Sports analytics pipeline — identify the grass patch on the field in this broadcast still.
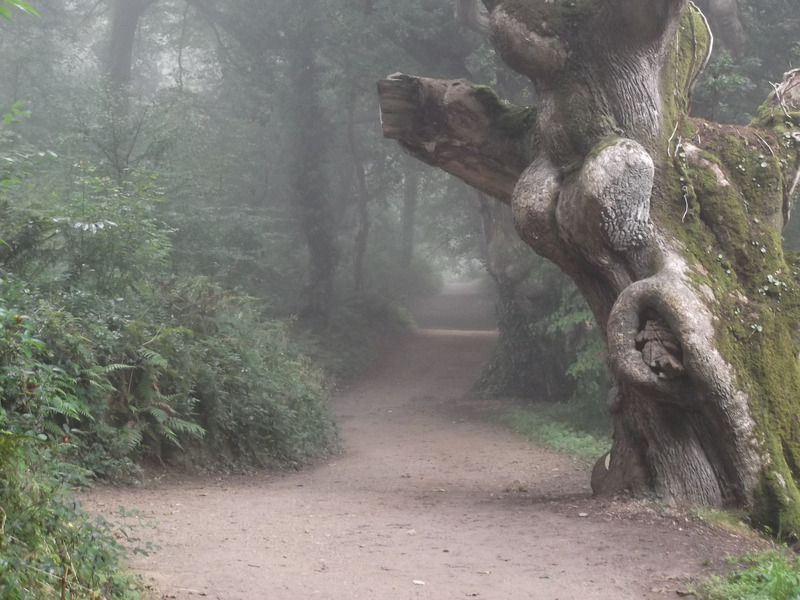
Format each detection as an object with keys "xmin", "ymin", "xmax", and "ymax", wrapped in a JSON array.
[
  {"xmin": 690, "ymin": 506, "xmax": 754, "ymax": 536},
  {"xmin": 689, "ymin": 550, "xmax": 800, "ymax": 599},
  {"xmin": 495, "ymin": 404, "xmax": 611, "ymax": 462}
]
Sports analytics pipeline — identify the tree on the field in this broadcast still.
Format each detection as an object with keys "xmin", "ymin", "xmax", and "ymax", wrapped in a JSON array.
[
  {"xmin": 379, "ymin": 0, "xmax": 800, "ymax": 533},
  {"xmin": 693, "ymin": 0, "xmax": 746, "ymax": 53}
]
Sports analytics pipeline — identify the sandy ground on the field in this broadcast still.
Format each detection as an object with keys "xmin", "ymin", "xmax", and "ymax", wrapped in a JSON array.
[{"xmin": 83, "ymin": 281, "xmax": 763, "ymax": 600}]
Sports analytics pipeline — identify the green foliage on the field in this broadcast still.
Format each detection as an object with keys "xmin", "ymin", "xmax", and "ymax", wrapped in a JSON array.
[
  {"xmin": 690, "ymin": 550, "xmax": 800, "ymax": 600},
  {"xmin": 158, "ymin": 277, "xmax": 337, "ymax": 466},
  {"xmin": 0, "ymin": 0, "xmax": 37, "ymax": 21},
  {"xmin": 0, "ymin": 292, "xmax": 140, "ymax": 599},
  {"xmin": 0, "ymin": 435, "xmax": 142, "ymax": 600},
  {"xmin": 309, "ymin": 291, "xmax": 420, "ymax": 381},
  {"xmin": 693, "ymin": 2, "xmax": 799, "ymax": 126},
  {"xmin": 693, "ymin": 52, "xmax": 757, "ymax": 124},
  {"xmin": 168, "ymin": 205, "xmax": 307, "ymax": 313},
  {"xmin": 0, "ymin": 122, "xmax": 338, "ymax": 474},
  {"xmin": 495, "ymin": 406, "xmax": 611, "ymax": 462},
  {"xmin": 543, "ymin": 285, "xmax": 609, "ymax": 409},
  {"xmin": 1, "ymin": 163, "xmax": 172, "ymax": 294}
]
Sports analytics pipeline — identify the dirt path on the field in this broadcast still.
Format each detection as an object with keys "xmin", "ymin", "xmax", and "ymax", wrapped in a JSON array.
[{"xmin": 84, "ymin": 282, "xmax": 761, "ymax": 600}]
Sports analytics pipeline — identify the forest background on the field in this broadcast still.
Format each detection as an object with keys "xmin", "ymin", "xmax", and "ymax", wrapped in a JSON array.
[{"xmin": 0, "ymin": 0, "xmax": 797, "ymax": 598}]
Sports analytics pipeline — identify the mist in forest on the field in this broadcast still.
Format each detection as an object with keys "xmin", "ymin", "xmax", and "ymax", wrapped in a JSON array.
[
  {"xmin": 1, "ymin": 0, "xmax": 797, "ymax": 465},
  {"xmin": 0, "ymin": 1, "xmax": 798, "ymax": 595}
]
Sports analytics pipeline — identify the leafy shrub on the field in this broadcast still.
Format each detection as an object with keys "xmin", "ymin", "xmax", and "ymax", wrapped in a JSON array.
[
  {"xmin": 543, "ymin": 285, "xmax": 610, "ymax": 424},
  {"xmin": 0, "ymin": 287, "xmax": 140, "ymax": 599},
  {"xmin": 24, "ymin": 277, "xmax": 337, "ymax": 472},
  {"xmin": 159, "ymin": 277, "xmax": 337, "ymax": 467},
  {"xmin": 0, "ymin": 434, "xmax": 143, "ymax": 600},
  {"xmin": 0, "ymin": 147, "xmax": 337, "ymax": 472}
]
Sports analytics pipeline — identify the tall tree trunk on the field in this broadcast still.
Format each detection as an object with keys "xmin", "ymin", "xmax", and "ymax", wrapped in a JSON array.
[
  {"xmin": 694, "ymin": 0, "xmax": 747, "ymax": 53},
  {"xmin": 101, "ymin": 0, "xmax": 157, "ymax": 183},
  {"xmin": 289, "ymin": 1, "xmax": 337, "ymax": 327},
  {"xmin": 379, "ymin": 0, "xmax": 800, "ymax": 534},
  {"xmin": 347, "ymin": 106, "xmax": 370, "ymax": 293},
  {"xmin": 472, "ymin": 194, "xmax": 574, "ymax": 400},
  {"xmin": 400, "ymin": 167, "xmax": 420, "ymax": 269},
  {"xmin": 108, "ymin": 0, "xmax": 156, "ymax": 113}
]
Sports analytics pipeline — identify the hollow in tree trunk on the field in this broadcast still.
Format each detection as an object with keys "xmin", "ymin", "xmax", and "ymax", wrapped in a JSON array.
[{"xmin": 378, "ymin": 0, "xmax": 800, "ymax": 533}]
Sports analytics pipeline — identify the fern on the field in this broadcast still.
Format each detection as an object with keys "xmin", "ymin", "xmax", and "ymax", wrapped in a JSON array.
[
  {"xmin": 165, "ymin": 416, "xmax": 205, "ymax": 438},
  {"xmin": 114, "ymin": 426, "xmax": 144, "ymax": 456},
  {"xmin": 137, "ymin": 346, "xmax": 167, "ymax": 369}
]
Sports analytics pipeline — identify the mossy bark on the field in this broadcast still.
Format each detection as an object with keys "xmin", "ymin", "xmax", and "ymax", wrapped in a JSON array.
[{"xmin": 379, "ymin": 1, "xmax": 800, "ymax": 535}]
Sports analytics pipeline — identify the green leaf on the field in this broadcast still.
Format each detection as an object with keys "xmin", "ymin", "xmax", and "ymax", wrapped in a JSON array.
[{"xmin": 0, "ymin": 0, "xmax": 38, "ymax": 20}]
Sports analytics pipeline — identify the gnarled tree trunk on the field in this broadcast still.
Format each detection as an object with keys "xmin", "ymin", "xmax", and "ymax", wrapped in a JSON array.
[{"xmin": 378, "ymin": 0, "xmax": 800, "ymax": 533}]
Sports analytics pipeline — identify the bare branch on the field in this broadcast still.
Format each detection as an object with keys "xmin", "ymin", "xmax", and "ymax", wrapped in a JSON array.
[{"xmin": 377, "ymin": 73, "xmax": 533, "ymax": 202}]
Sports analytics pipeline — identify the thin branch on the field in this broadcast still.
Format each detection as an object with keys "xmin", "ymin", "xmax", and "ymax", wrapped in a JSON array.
[
  {"xmin": 771, "ymin": 81, "xmax": 793, "ymax": 121},
  {"xmin": 754, "ymin": 132, "xmax": 775, "ymax": 156}
]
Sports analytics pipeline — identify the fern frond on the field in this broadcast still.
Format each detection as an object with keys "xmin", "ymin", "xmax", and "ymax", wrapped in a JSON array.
[
  {"xmin": 165, "ymin": 416, "xmax": 205, "ymax": 438},
  {"xmin": 137, "ymin": 347, "xmax": 167, "ymax": 368},
  {"xmin": 116, "ymin": 426, "xmax": 143, "ymax": 454},
  {"xmin": 89, "ymin": 363, "xmax": 135, "ymax": 375},
  {"xmin": 152, "ymin": 422, "xmax": 180, "ymax": 447},
  {"xmin": 41, "ymin": 421, "xmax": 63, "ymax": 437},
  {"xmin": 142, "ymin": 406, "xmax": 169, "ymax": 424}
]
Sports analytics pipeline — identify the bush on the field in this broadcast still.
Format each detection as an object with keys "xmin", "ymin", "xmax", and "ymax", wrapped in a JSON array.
[
  {"xmin": 22, "ymin": 276, "xmax": 338, "ymax": 471},
  {"xmin": 0, "ymin": 288, "xmax": 141, "ymax": 599},
  {"xmin": 160, "ymin": 277, "xmax": 337, "ymax": 467},
  {"xmin": 0, "ymin": 150, "xmax": 337, "ymax": 472}
]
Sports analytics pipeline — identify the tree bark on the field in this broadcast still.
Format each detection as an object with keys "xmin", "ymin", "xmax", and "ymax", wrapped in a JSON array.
[
  {"xmin": 108, "ymin": 0, "xmax": 157, "ymax": 112},
  {"xmin": 693, "ymin": 0, "xmax": 747, "ymax": 54},
  {"xmin": 347, "ymin": 105, "xmax": 370, "ymax": 293},
  {"xmin": 289, "ymin": 2, "xmax": 337, "ymax": 326},
  {"xmin": 379, "ymin": 1, "xmax": 800, "ymax": 534},
  {"xmin": 400, "ymin": 167, "xmax": 420, "ymax": 269}
]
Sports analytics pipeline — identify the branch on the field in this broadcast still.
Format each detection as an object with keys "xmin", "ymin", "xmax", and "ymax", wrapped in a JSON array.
[{"xmin": 377, "ymin": 73, "xmax": 533, "ymax": 203}]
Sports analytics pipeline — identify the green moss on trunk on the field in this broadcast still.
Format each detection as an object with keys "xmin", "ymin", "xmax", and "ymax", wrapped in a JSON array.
[{"xmin": 651, "ymin": 107, "xmax": 800, "ymax": 534}]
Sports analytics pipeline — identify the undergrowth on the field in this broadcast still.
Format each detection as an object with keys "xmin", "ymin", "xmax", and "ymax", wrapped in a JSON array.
[
  {"xmin": 689, "ymin": 550, "xmax": 800, "ymax": 600},
  {"xmin": 495, "ymin": 403, "xmax": 611, "ymax": 462},
  {"xmin": 0, "ymin": 305, "xmax": 142, "ymax": 599}
]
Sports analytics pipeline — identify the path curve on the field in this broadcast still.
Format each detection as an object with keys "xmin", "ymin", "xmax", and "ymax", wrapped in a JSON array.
[{"xmin": 85, "ymin": 282, "xmax": 760, "ymax": 599}]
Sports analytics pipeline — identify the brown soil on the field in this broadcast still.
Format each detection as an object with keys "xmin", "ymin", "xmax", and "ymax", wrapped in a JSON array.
[{"xmin": 83, "ymin": 281, "xmax": 764, "ymax": 600}]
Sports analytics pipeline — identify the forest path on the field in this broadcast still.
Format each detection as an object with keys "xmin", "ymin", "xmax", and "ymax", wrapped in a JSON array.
[{"xmin": 84, "ymin": 281, "xmax": 760, "ymax": 600}]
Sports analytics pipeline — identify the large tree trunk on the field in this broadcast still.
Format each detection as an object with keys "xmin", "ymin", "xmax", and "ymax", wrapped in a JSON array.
[
  {"xmin": 400, "ymin": 167, "xmax": 420, "ymax": 269},
  {"xmin": 289, "ymin": 1, "xmax": 338, "ymax": 327},
  {"xmin": 108, "ymin": 0, "xmax": 157, "ymax": 112},
  {"xmin": 379, "ymin": 0, "xmax": 800, "ymax": 534},
  {"xmin": 693, "ymin": 0, "xmax": 747, "ymax": 54},
  {"xmin": 473, "ymin": 194, "xmax": 575, "ymax": 401}
]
